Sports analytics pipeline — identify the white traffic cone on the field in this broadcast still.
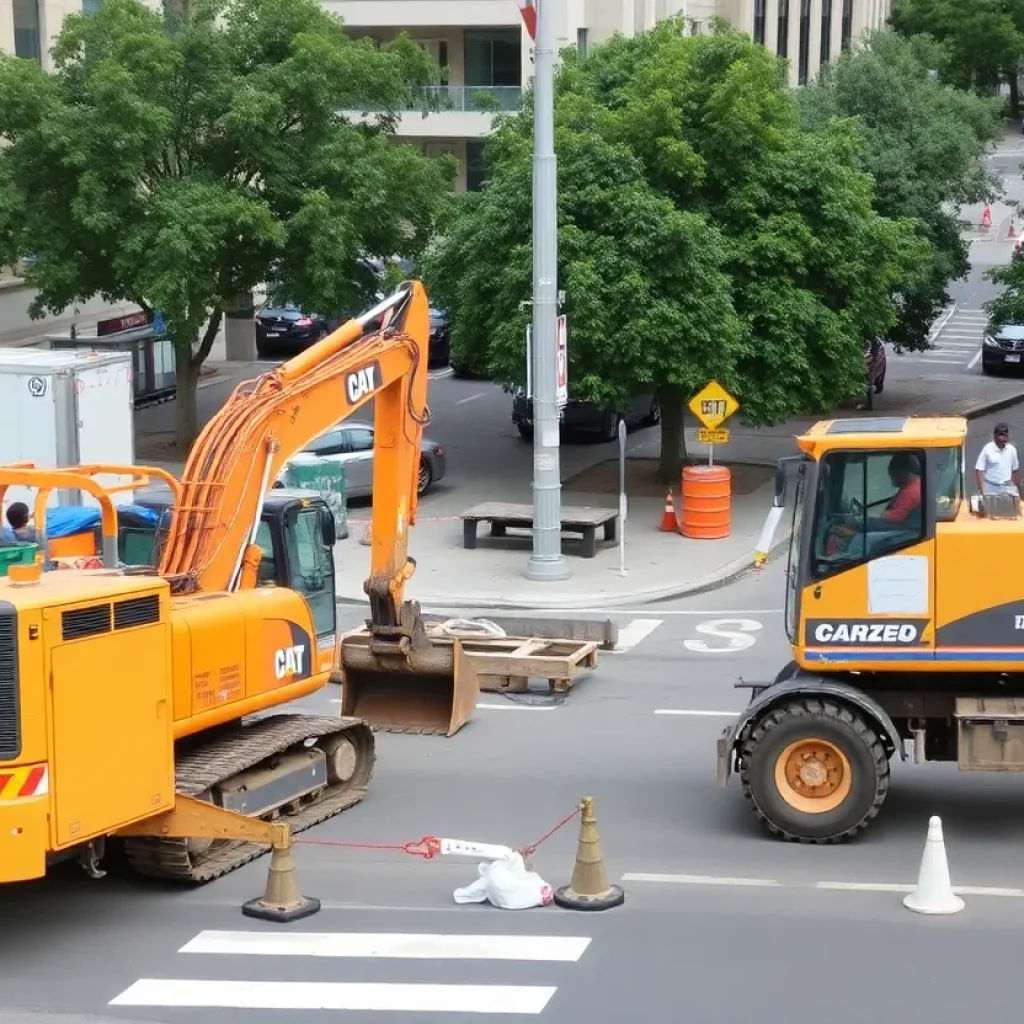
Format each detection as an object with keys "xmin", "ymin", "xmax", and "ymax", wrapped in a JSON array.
[{"xmin": 903, "ymin": 816, "xmax": 964, "ymax": 915}]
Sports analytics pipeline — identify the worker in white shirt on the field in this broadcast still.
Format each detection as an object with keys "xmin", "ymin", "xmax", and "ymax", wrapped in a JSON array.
[{"xmin": 975, "ymin": 422, "xmax": 1020, "ymax": 496}]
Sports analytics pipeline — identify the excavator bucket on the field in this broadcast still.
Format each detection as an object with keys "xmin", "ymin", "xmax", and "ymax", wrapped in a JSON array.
[{"xmin": 338, "ymin": 635, "xmax": 480, "ymax": 737}]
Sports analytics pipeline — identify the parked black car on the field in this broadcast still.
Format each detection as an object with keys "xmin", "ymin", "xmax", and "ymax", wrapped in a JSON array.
[
  {"xmin": 511, "ymin": 388, "xmax": 660, "ymax": 442},
  {"xmin": 982, "ymin": 323, "xmax": 1024, "ymax": 375},
  {"xmin": 255, "ymin": 304, "xmax": 337, "ymax": 358},
  {"xmin": 428, "ymin": 306, "xmax": 451, "ymax": 367}
]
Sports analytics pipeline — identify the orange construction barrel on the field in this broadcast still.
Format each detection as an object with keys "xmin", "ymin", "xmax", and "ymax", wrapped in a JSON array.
[{"xmin": 680, "ymin": 465, "xmax": 731, "ymax": 539}]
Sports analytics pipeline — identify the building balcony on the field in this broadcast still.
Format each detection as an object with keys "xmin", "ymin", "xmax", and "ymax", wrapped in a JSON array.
[{"xmin": 344, "ymin": 84, "xmax": 522, "ymax": 138}]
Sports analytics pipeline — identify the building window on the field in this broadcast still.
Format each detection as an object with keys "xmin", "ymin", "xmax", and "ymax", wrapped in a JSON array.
[
  {"xmin": 13, "ymin": 0, "xmax": 41, "ymax": 63},
  {"xmin": 753, "ymin": 0, "xmax": 765, "ymax": 44},
  {"xmin": 777, "ymin": 0, "xmax": 789, "ymax": 58},
  {"xmin": 464, "ymin": 30, "xmax": 521, "ymax": 87},
  {"xmin": 798, "ymin": 0, "xmax": 811, "ymax": 83},
  {"xmin": 577, "ymin": 28, "xmax": 588, "ymax": 58},
  {"xmin": 419, "ymin": 40, "xmax": 449, "ymax": 71},
  {"xmin": 841, "ymin": 0, "xmax": 852, "ymax": 51},
  {"xmin": 466, "ymin": 141, "xmax": 487, "ymax": 192},
  {"xmin": 82, "ymin": 0, "xmax": 102, "ymax": 13},
  {"xmin": 820, "ymin": 0, "xmax": 832, "ymax": 64}
]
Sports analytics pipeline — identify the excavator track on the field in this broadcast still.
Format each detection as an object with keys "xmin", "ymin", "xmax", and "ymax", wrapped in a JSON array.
[{"xmin": 122, "ymin": 713, "xmax": 375, "ymax": 884}]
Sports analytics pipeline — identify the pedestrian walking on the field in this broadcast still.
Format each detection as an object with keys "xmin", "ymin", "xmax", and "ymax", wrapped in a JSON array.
[{"xmin": 975, "ymin": 422, "xmax": 1020, "ymax": 496}]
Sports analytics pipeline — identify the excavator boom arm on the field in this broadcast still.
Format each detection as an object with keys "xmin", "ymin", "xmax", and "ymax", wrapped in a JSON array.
[{"xmin": 158, "ymin": 280, "xmax": 432, "ymax": 611}]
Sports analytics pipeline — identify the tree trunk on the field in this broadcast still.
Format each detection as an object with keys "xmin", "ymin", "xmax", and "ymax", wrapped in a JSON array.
[
  {"xmin": 175, "ymin": 351, "xmax": 200, "ymax": 452},
  {"xmin": 656, "ymin": 384, "xmax": 688, "ymax": 485},
  {"xmin": 1008, "ymin": 72, "xmax": 1020, "ymax": 116}
]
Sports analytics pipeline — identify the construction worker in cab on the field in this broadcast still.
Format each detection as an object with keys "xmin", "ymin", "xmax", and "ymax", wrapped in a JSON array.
[{"xmin": 1, "ymin": 502, "xmax": 37, "ymax": 542}]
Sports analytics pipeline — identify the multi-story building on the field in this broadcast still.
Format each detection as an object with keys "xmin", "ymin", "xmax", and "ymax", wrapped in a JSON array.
[
  {"xmin": 330, "ymin": 0, "xmax": 890, "ymax": 190},
  {"xmin": 2, "ymin": 0, "xmax": 891, "ymax": 190}
]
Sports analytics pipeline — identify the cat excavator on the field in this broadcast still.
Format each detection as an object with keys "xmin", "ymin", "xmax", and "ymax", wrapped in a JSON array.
[{"xmin": 0, "ymin": 279, "xmax": 481, "ymax": 889}]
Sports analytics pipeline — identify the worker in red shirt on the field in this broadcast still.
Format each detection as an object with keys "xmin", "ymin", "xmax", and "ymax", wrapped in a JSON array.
[{"xmin": 879, "ymin": 452, "xmax": 921, "ymax": 524}]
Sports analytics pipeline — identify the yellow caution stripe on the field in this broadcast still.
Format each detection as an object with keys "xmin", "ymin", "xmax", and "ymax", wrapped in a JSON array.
[{"xmin": 0, "ymin": 763, "xmax": 49, "ymax": 800}]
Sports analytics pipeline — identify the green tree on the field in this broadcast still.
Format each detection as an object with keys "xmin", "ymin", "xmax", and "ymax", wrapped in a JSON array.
[
  {"xmin": 797, "ymin": 29, "xmax": 1003, "ymax": 353},
  {"xmin": 0, "ymin": 0, "xmax": 454, "ymax": 447},
  {"xmin": 428, "ymin": 21, "xmax": 926, "ymax": 476},
  {"xmin": 423, "ymin": 119, "xmax": 743, "ymax": 481},
  {"xmin": 890, "ymin": 0, "xmax": 1024, "ymax": 107},
  {"xmin": 983, "ymin": 253, "xmax": 1024, "ymax": 327}
]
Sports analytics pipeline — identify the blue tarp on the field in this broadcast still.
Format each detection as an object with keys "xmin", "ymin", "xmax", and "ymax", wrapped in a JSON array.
[{"xmin": 2, "ymin": 503, "xmax": 163, "ymax": 540}]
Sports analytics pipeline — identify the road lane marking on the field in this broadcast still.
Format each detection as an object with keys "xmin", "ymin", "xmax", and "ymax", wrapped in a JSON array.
[
  {"xmin": 623, "ymin": 874, "xmax": 1024, "ymax": 897},
  {"xmin": 328, "ymin": 699, "xmax": 558, "ymax": 712},
  {"xmin": 968, "ymin": 349, "xmax": 982, "ymax": 369},
  {"xmin": 455, "ymin": 392, "xmax": 486, "ymax": 405},
  {"xmin": 683, "ymin": 618, "xmax": 763, "ymax": 653},
  {"xmin": 611, "ymin": 618, "xmax": 663, "ymax": 652},
  {"xmin": 180, "ymin": 931, "xmax": 591, "ymax": 961},
  {"xmin": 654, "ymin": 709, "xmax": 738, "ymax": 716},
  {"xmin": 110, "ymin": 980, "xmax": 557, "ymax": 1014},
  {"xmin": 623, "ymin": 873, "xmax": 780, "ymax": 887},
  {"xmin": 475, "ymin": 702, "xmax": 558, "ymax": 711}
]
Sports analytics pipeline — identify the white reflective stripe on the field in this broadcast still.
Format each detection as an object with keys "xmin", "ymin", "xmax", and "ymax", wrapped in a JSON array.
[{"xmin": 439, "ymin": 838, "xmax": 515, "ymax": 860}]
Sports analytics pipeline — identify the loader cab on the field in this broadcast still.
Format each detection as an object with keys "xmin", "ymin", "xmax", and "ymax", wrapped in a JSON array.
[
  {"xmin": 132, "ymin": 486, "xmax": 339, "ymax": 652},
  {"xmin": 782, "ymin": 416, "xmax": 966, "ymax": 646}
]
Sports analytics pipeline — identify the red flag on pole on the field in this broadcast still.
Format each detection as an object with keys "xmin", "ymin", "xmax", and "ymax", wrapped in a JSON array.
[{"xmin": 517, "ymin": 0, "xmax": 537, "ymax": 40}]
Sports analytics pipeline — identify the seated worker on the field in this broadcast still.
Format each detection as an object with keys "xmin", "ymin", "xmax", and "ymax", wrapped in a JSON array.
[
  {"xmin": 864, "ymin": 452, "xmax": 922, "ymax": 530},
  {"xmin": 3, "ymin": 502, "xmax": 37, "ymax": 543}
]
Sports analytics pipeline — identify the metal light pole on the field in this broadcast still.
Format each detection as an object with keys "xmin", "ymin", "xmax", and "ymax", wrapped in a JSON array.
[{"xmin": 525, "ymin": 0, "xmax": 570, "ymax": 582}]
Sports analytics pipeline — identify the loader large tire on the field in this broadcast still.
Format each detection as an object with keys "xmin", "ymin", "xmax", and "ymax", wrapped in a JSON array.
[{"xmin": 738, "ymin": 699, "xmax": 889, "ymax": 843}]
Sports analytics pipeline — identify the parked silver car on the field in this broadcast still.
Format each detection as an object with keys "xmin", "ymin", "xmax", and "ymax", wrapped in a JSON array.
[{"xmin": 276, "ymin": 420, "xmax": 446, "ymax": 497}]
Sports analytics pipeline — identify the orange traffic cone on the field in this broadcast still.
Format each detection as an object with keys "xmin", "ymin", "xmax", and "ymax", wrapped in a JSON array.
[
  {"xmin": 660, "ymin": 490, "xmax": 678, "ymax": 532},
  {"xmin": 982, "ymin": 203, "xmax": 992, "ymax": 229}
]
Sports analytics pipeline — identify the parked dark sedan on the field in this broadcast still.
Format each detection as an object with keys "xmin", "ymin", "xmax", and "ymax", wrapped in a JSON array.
[
  {"xmin": 255, "ymin": 304, "xmax": 335, "ymax": 358},
  {"xmin": 982, "ymin": 322, "xmax": 1024, "ymax": 374},
  {"xmin": 428, "ymin": 306, "xmax": 450, "ymax": 367},
  {"xmin": 512, "ymin": 388, "xmax": 661, "ymax": 442}
]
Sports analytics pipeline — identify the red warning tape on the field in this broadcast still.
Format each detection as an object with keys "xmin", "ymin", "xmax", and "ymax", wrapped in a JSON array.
[{"xmin": 293, "ymin": 803, "xmax": 583, "ymax": 859}]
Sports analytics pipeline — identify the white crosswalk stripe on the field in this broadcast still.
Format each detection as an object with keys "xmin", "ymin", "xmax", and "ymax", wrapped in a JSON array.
[
  {"xmin": 898, "ymin": 307, "xmax": 987, "ymax": 367},
  {"xmin": 108, "ymin": 928, "xmax": 594, "ymax": 1014}
]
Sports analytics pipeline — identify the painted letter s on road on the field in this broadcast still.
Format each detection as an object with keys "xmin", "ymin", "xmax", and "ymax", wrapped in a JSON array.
[{"xmin": 683, "ymin": 619, "xmax": 762, "ymax": 653}]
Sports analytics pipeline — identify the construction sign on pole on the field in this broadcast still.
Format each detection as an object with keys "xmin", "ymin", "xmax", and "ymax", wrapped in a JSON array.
[{"xmin": 689, "ymin": 381, "xmax": 739, "ymax": 466}]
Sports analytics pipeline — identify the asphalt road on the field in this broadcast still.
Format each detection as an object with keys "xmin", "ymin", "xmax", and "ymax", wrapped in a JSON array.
[{"xmin": 7, "ymin": 551, "xmax": 1024, "ymax": 1023}]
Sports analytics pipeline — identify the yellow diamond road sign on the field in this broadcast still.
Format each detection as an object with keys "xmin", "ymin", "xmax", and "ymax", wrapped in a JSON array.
[{"xmin": 689, "ymin": 380, "xmax": 739, "ymax": 431}]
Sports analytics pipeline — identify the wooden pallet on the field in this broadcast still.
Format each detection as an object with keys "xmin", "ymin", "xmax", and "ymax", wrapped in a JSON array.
[{"xmin": 337, "ymin": 625, "xmax": 600, "ymax": 695}]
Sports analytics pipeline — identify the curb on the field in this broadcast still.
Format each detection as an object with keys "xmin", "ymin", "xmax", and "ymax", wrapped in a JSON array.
[
  {"xmin": 336, "ymin": 531, "xmax": 792, "ymax": 612},
  {"xmin": 961, "ymin": 388, "xmax": 1024, "ymax": 420}
]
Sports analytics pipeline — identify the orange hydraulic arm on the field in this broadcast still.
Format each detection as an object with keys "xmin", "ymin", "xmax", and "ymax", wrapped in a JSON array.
[{"xmin": 158, "ymin": 280, "xmax": 432, "ymax": 624}]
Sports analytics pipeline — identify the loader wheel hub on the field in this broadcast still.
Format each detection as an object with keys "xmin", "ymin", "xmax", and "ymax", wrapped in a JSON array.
[{"xmin": 774, "ymin": 739, "xmax": 852, "ymax": 814}]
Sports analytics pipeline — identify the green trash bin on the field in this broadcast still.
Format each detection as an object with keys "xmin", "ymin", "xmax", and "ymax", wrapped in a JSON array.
[
  {"xmin": 0, "ymin": 542, "xmax": 38, "ymax": 576},
  {"xmin": 284, "ymin": 453, "xmax": 348, "ymax": 540}
]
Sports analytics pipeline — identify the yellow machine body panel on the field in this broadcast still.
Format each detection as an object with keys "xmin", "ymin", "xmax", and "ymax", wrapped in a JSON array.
[
  {"xmin": 789, "ymin": 413, "xmax": 1024, "ymax": 675},
  {"xmin": 0, "ymin": 570, "xmax": 175, "ymax": 882},
  {"xmin": 170, "ymin": 586, "xmax": 329, "ymax": 739}
]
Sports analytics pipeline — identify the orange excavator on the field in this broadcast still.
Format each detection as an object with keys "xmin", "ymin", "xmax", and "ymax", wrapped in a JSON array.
[{"xmin": 0, "ymin": 279, "xmax": 480, "ymax": 890}]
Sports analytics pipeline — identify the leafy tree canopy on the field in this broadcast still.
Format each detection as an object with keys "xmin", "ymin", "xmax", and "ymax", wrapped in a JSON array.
[
  {"xmin": 0, "ymin": 0, "xmax": 454, "ymax": 445},
  {"xmin": 889, "ymin": 0, "xmax": 1024, "ymax": 100},
  {"xmin": 425, "ymin": 21, "xmax": 927, "ymax": 477},
  {"xmin": 797, "ymin": 28, "xmax": 1003, "ymax": 352}
]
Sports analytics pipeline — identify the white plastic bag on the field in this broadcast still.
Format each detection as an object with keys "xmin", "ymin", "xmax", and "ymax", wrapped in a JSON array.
[{"xmin": 453, "ymin": 851, "xmax": 554, "ymax": 910}]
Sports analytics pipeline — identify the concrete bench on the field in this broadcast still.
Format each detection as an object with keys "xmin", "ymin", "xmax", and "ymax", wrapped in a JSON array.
[{"xmin": 460, "ymin": 501, "xmax": 618, "ymax": 559}]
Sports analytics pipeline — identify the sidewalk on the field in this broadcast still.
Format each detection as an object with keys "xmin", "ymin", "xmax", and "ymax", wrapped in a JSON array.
[{"xmin": 335, "ymin": 461, "xmax": 786, "ymax": 611}]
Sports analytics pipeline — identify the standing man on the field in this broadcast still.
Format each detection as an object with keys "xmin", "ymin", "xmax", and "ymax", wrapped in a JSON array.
[{"xmin": 975, "ymin": 423, "xmax": 1020, "ymax": 496}]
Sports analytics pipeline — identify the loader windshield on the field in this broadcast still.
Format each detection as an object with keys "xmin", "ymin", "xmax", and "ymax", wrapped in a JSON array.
[{"xmin": 286, "ymin": 507, "xmax": 336, "ymax": 640}]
